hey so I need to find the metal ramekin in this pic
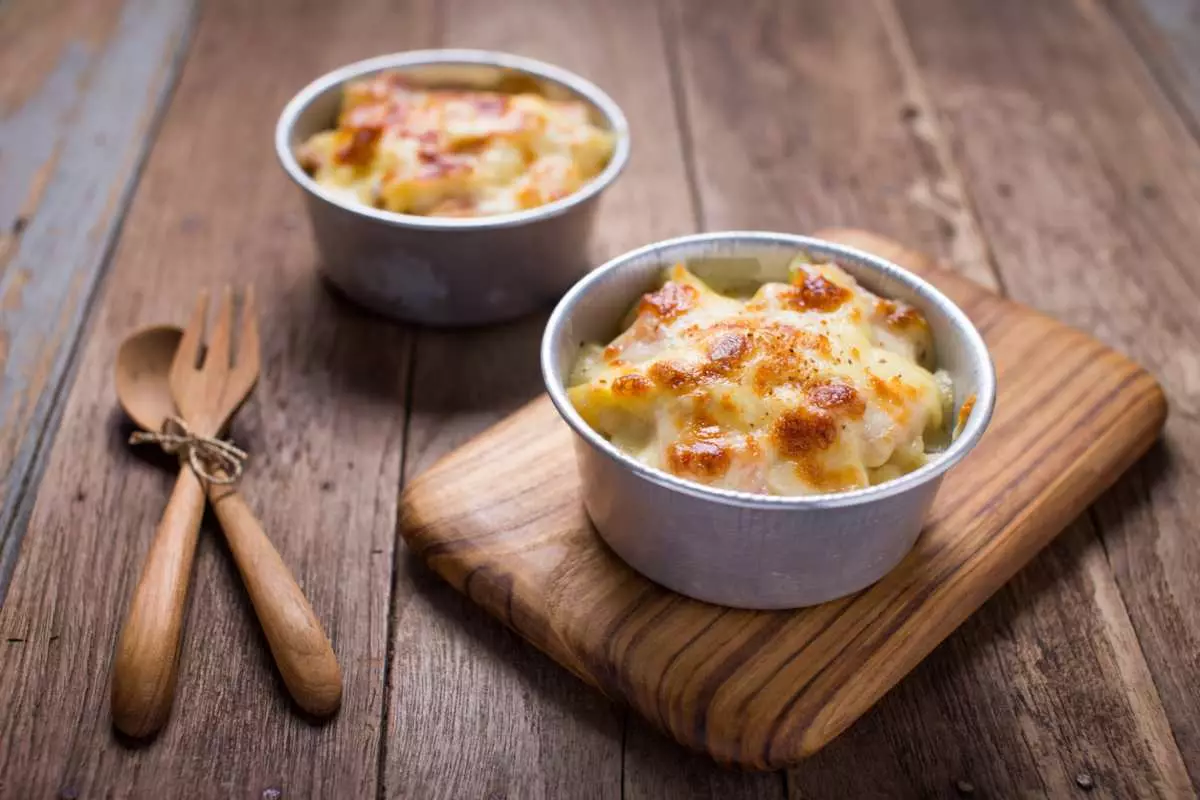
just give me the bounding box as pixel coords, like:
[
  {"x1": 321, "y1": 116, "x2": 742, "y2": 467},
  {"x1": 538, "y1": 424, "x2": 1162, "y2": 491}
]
[
  {"x1": 541, "y1": 232, "x2": 996, "y2": 609},
  {"x1": 275, "y1": 50, "x2": 631, "y2": 326}
]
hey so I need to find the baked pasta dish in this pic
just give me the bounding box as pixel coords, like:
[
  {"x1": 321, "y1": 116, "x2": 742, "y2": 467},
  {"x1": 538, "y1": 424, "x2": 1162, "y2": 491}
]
[
  {"x1": 295, "y1": 71, "x2": 615, "y2": 217},
  {"x1": 568, "y1": 255, "x2": 957, "y2": 496}
]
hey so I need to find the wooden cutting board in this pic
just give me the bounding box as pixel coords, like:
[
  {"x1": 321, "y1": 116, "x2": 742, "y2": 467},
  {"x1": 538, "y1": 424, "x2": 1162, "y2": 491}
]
[{"x1": 399, "y1": 229, "x2": 1166, "y2": 770}]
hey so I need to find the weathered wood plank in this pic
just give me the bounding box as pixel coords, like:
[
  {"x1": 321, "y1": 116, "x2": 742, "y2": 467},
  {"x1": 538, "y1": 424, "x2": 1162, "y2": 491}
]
[
  {"x1": 382, "y1": 0, "x2": 767, "y2": 797},
  {"x1": 1106, "y1": 0, "x2": 1200, "y2": 134},
  {"x1": 0, "y1": 0, "x2": 436, "y2": 796},
  {"x1": 0, "y1": 0, "x2": 194, "y2": 600},
  {"x1": 880, "y1": 0, "x2": 1200, "y2": 792},
  {"x1": 663, "y1": 0, "x2": 993, "y2": 286},
  {"x1": 2, "y1": 0, "x2": 1194, "y2": 795},
  {"x1": 624, "y1": 724, "x2": 787, "y2": 800},
  {"x1": 669, "y1": 0, "x2": 1191, "y2": 795},
  {"x1": 789, "y1": 521, "x2": 1188, "y2": 798}
]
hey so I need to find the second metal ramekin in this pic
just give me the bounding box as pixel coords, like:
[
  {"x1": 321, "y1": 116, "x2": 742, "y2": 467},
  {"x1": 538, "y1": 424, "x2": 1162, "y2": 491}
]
[
  {"x1": 542, "y1": 232, "x2": 996, "y2": 609},
  {"x1": 275, "y1": 50, "x2": 631, "y2": 326}
]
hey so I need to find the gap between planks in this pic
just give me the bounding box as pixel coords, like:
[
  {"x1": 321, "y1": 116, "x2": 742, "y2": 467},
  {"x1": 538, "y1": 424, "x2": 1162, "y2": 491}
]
[
  {"x1": 1103, "y1": 0, "x2": 1200, "y2": 143},
  {"x1": 375, "y1": 332, "x2": 420, "y2": 800},
  {"x1": 0, "y1": 0, "x2": 197, "y2": 602},
  {"x1": 884, "y1": 0, "x2": 1198, "y2": 791},
  {"x1": 882, "y1": 1, "x2": 1188, "y2": 787}
]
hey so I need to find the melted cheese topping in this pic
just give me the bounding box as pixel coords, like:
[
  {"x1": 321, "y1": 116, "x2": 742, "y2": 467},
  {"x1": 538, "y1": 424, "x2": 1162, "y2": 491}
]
[
  {"x1": 568, "y1": 256, "x2": 955, "y2": 496},
  {"x1": 296, "y1": 72, "x2": 615, "y2": 217}
]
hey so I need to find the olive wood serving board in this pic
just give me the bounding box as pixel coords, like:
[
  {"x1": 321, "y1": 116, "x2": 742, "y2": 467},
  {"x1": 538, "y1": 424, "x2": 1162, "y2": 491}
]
[{"x1": 399, "y1": 229, "x2": 1166, "y2": 770}]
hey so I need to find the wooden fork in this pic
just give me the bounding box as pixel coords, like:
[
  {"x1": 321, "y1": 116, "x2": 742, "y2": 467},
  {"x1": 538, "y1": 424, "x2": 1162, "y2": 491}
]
[{"x1": 112, "y1": 287, "x2": 341, "y2": 738}]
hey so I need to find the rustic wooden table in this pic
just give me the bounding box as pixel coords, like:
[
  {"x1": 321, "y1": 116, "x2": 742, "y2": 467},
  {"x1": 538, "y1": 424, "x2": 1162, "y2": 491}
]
[{"x1": 1, "y1": 0, "x2": 1198, "y2": 797}]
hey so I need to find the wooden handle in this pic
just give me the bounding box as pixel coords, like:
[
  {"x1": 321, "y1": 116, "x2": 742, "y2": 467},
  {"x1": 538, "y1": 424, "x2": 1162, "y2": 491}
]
[
  {"x1": 112, "y1": 466, "x2": 205, "y2": 738},
  {"x1": 208, "y1": 486, "x2": 342, "y2": 716}
]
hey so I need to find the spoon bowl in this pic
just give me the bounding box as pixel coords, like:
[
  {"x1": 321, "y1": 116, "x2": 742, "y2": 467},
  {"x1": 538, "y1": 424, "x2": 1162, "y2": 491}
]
[{"x1": 115, "y1": 325, "x2": 183, "y2": 433}]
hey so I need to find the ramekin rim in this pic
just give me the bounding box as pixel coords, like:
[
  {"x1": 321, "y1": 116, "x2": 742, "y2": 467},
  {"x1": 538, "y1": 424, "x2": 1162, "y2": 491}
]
[
  {"x1": 540, "y1": 231, "x2": 997, "y2": 511},
  {"x1": 274, "y1": 48, "x2": 631, "y2": 231}
]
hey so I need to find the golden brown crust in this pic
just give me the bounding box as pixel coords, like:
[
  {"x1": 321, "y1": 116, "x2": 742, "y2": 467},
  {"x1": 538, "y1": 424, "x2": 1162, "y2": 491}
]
[
  {"x1": 771, "y1": 407, "x2": 839, "y2": 457},
  {"x1": 612, "y1": 373, "x2": 653, "y2": 397},
  {"x1": 706, "y1": 331, "x2": 752, "y2": 371},
  {"x1": 568, "y1": 261, "x2": 949, "y2": 496},
  {"x1": 648, "y1": 361, "x2": 700, "y2": 393},
  {"x1": 643, "y1": 327, "x2": 754, "y2": 394},
  {"x1": 667, "y1": 438, "x2": 731, "y2": 479},
  {"x1": 877, "y1": 298, "x2": 929, "y2": 333},
  {"x1": 782, "y1": 273, "x2": 852, "y2": 312},
  {"x1": 795, "y1": 458, "x2": 862, "y2": 492},
  {"x1": 748, "y1": 324, "x2": 830, "y2": 396},
  {"x1": 869, "y1": 372, "x2": 920, "y2": 408},
  {"x1": 666, "y1": 413, "x2": 732, "y2": 479},
  {"x1": 638, "y1": 280, "x2": 699, "y2": 322},
  {"x1": 958, "y1": 394, "x2": 976, "y2": 425},
  {"x1": 808, "y1": 381, "x2": 866, "y2": 418},
  {"x1": 334, "y1": 128, "x2": 380, "y2": 166},
  {"x1": 955, "y1": 393, "x2": 977, "y2": 437},
  {"x1": 301, "y1": 72, "x2": 614, "y2": 217}
]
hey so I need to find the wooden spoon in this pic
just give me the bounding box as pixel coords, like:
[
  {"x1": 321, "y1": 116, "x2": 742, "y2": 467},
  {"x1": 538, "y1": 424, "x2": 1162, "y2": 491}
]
[{"x1": 112, "y1": 293, "x2": 341, "y2": 738}]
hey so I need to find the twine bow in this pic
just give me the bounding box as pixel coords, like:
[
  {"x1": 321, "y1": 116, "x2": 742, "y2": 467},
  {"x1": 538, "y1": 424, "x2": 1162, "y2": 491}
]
[{"x1": 130, "y1": 416, "x2": 248, "y2": 485}]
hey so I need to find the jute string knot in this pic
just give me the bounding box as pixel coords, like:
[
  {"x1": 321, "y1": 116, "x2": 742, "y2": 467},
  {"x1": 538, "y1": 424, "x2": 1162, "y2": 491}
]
[{"x1": 129, "y1": 416, "x2": 247, "y2": 485}]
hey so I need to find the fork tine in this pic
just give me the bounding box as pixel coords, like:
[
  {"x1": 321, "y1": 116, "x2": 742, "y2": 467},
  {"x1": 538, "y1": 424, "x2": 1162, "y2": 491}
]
[
  {"x1": 171, "y1": 290, "x2": 209, "y2": 382},
  {"x1": 206, "y1": 285, "x2": 235, "y2": 370},
  {"x1": 234, "y1": 285, "x2": 261, "y2": 379}
]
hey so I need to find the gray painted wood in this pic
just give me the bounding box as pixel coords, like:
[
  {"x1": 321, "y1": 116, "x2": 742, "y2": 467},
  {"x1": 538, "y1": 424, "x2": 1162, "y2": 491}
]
[
  {"x1": 0, "y1": 0, "x2": 414, "y2": 794},
  {"x1": 0, "y1": 0, "x2": 195, "y2": 600}
]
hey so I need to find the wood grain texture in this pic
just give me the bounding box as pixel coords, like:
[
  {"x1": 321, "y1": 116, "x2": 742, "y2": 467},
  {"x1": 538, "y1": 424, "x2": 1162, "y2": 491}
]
[
  {"x1": 208, "y1": 485, "x2": 342, "y2": 719},
  {"x1": 380, "y1": 1, "x2": 750, "y2": 798},
  {"x1": 663, "y1": 1, "x2": 1190, "y2": 792},
  {"x1": 400, "y1": 230, "x2": 1168, "y2": 771},
  {"x1": 787, "y1": 515, "x2": 1191, "y2": 798},
  {"x1": 0, "y1": 0, "x2": 194, "y2": 600},
  {"x1": 668, "y1": 0, "x2": 1195, "y2": 792},
  {"x1": 2, "y1": 0, "x2": 1197, "y2": 795},
  {"x1": 664, "y1": 0, "x2": 994, "y2": 286},
  {"x1": 890, "y1": 0, "x2": 1200, "y2": 790},
  {"x1": 1107, "y1": 0, "x2": 1200, "y2": 134},
  {"x1": 0, "y1": 0, "x2": 433, "y2": 796},
  {"x1": 625, "y1": 723, "x2": 787, "y2": 800},
  {"x1": 110, "y1": 466, "x2": 206, "y2": 738}
]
